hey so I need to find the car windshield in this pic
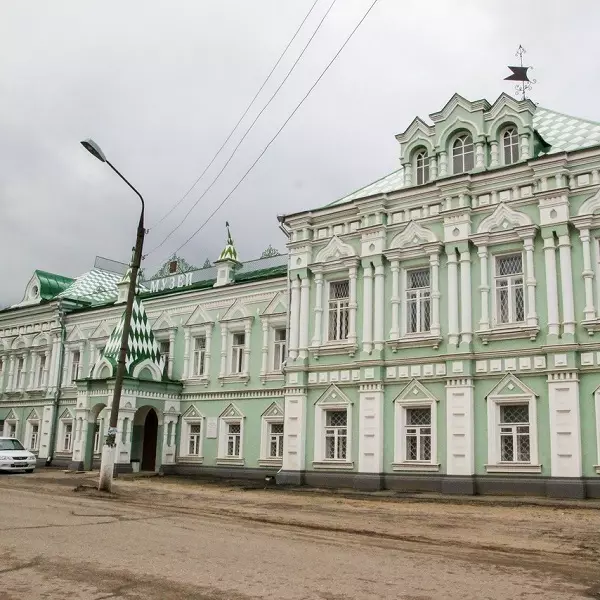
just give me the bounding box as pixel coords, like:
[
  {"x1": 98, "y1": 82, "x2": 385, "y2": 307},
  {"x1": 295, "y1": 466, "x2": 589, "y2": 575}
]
[{"x1": 0, "y1": 439, "x2": 25, "y2": 451}]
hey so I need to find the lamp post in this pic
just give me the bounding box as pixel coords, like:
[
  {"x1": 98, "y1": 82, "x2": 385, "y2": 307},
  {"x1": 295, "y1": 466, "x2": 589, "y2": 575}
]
[{"x1": 81, "y1": 139, "x2": 145, "y2": 492}]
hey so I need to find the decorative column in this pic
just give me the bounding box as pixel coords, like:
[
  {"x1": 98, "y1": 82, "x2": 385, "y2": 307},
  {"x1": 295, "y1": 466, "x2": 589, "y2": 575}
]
[
  {"x1": 558, "y1": 232, "x2": 576, "y2": 336},
  {"x1": 543, "y1": 235, "x2": 560, "y2": 337},
  {"x1": 523, "y1": 236, "x2": 538, "y2": 327},
  {"x1": 373, "y1": 263, "x2": 385, "y2": 351},
  {"x1": 77, "y1": 342, "x2": 84, "y2": 379},
  {"x1": 205, "y1": 327, "x2": 213, "y2": 376},
  {"x1": 243, "y1": 321, "x2": 252, "y2": 376},
  {"x1": 299, "y1": 276, "x2": 310, "y2": 359},
  {"x1": 219, "y1": 326, "x2": 227, "y2": 377},
  {"x1": 348, "y1": 265, "x2": 358, "y2": 347},
  {"x1": 19, "y1": 352, "x2": 29, "y2": 392},
  {"x1": 447, "y1": 250, "x2": 459, "y2": 347},
  {"x1": 312, "y1": 273, "x2": 324, "y2": 347},
  {"x1": 474, "y1": 142, "x2": 485, "y2": 169},
  {"x1": 42, "y1": 348, "x2": 50, "y2": 388},
  {"x1": 459, "y1": 249, "x2": 472, "y2": 346},
  {"x1": 48, "y1": 335, "x2": 60, "y2": 391},
  {"x1": 88, "y1": 344, "x2": 96, "y2": 376},
  {"x1": 260, "y1": 321, "x2": 269, "y2": 376},
  {"x1": 429, "y1": 155, "x2": 438, "y2": 180},
  {"x1": 389, "y1": 260, "x2": 400, "y2": 339},
  {"x1": 289, "y1": 276, "x2": 301, "y2": 360},
  {"x1": 429, "y1": 252, "x2": 441, "y2": 337},
  {"x1": 183, "y1": 330, "x2": 191, "y2": 378},
  {"x1": 403, "y1": 162, "x2": 413, "y2": 187},
  {"x1": 168, "y1": 330, "x2": 176, "y2": 378},
  {"x1": 579, "y1": 228, "x2": 596, "y2": 321},
  {"x1": 477, "y1": 246, "x2": 490, "y2": 330},
  {"x1": 520, "y1": 133, "x2": 531, "y2": 160},
  {"x1": 489, "y1": 141, "x2": 499, "y2": 168},
  {"x1": 362, "y1": 262, "x2": 373, "y2": 353},
  {"x1": 6, "y1": 355, "x2": 15, "y2": 391},
  {"x1": 438, "y1": 151, "x2": 448, "y2": 177},
  {"x1": 27, "y1": 352, "x2": 38, "y2": 390}
]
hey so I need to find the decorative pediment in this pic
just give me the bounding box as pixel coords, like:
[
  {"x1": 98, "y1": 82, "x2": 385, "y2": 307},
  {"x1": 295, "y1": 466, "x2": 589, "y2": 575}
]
[
  {"x1": 59, "y1": 408, "x2": 73, "y2": 420},
  {"x1": 152, "y1": 310, "x2": 176, "y2": 331},
  {"x1": 389, "y1": 221, "x2": 437, "y2": 249},
  {"x1": 66, "y1": 325, "x2": 85, "y2": 343},
  {"x1": 262, "y1": 402, "x2": 284, "y2": 418},
  {"x1": 27, "y1": 409, "x2": 40, "y2": 421},
  {"x1": 182, "y1": 405, "x2": 203, "y2": 420},
  {"x1": 429, "y1": 93, "x2": 486, "y2": 123},
  {"x1": 220, "y1": 299, "x2": 250, "y2": 321},
  {"x1": 11, "y1": 335, "x2": 30, "y2": 350},
  {"x1": 220, "y1": 403, "x2": 243, "y2": 418},
  {"x1": 315, "y1": 384, "x2": 351, "y2": 406},
  {"x1": 185, "y1": 304, "x2": 212, "y2": 327},
  {"x1": 261, "y1": 292, "x2": 288, "y2": 317},
  {"x1": 89, "y1": 321, "x2": 112, "y2": 340},
  {"x1": 314, "y1": 236, "x2": 356, "y2": 263},
  {"x1": 578, "y1": 188, "x2": 600, "y2": 216},
  {"x1": 31, "y1": 332, "x2": 51, "y2": 347},
  {"x1": 477, "y1": 203, "x2": 532, "y2": 234},
  {"x1": 5, "y1": 409, "x2": 18, "y2": 421},
  {"x1": 394, "y1": 379, "x2": 438, "y2": 403},
  {"x1": 486, "y1": 374, "x2": 538, "y2": 399}
]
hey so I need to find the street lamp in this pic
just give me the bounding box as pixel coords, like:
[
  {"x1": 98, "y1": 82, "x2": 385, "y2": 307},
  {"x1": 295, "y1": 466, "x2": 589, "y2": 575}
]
[{"x1": 81, "y1": 138, "x2": 145, "y2": 493}]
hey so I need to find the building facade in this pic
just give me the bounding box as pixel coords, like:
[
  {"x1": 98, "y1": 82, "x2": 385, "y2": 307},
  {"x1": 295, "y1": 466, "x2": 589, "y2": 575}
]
[{"x1": 2, "y1": 92, "x2": 600, "y2": 497}]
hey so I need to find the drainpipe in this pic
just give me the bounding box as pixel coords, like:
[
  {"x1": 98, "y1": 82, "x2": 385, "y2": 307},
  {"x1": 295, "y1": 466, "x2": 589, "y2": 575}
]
[{"x1": 46, "y1": 300, "x2": 66, "y2": 466}]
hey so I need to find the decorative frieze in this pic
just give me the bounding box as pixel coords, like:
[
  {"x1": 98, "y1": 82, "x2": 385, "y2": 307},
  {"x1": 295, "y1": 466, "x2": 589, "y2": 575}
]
[{"x1": 475, "y1": 355, "x2": 547, "y2": 373}]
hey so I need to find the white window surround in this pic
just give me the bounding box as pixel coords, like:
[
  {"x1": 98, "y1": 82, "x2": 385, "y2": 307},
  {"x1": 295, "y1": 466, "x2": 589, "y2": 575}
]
[
  {"x1": 26, "y1": 420, "x2": 40, "y2": 452},
  {"x1": 3, "y1": 417, "x2": 18, "y2": 438},
  {"x1": 63, "y1": 343, "x2": 84, "y2": 387},
  {"x1": 492, "y1": 252, "x2": 525, "y2": 327},
  {"x1": 259, "y1": 315, "x2": 287, "y2": 383},
  {"x1": 471, "y1": 203, "x2": 539, "y2": 344},
  {"x1": 179, "y1": 406, "x2": 204, "y2": 463},
  {"x1": 501, "y1": 126, "x2": 519, "y2": 165},
  {"x1": 392, "y1": 380, "x2": 439, "y2": 472},
  {"x1": 184, "y1": 323, "x2": 213, "y2": 382},
  {"x1": 384, "y1": 221, "x2": 442, "y2": 349},
  {"x1": 485, "y1": 375, "x2": 541, "y2": 473},
  {"x1": 216, "y1": 404, "x2": 245, "y2": 466},
  {"x1": 259, "y1": 402, "x2": 285, "y2": 467},
  {"x1": 313, "y1": 385, "x2": 353, "y2": 470},
  {"x1": 309, "y1": 236, "x2": 358, "y2": 358},
  {"x1": 59, "y1": 419, "x2": 74, "y2": 453},
  {"x1": 218, "y1": 317, "x2": 253, "y2": 383},
  {"x1": 451, "y1": 132, "x2": 475, "y2": 174},
  {"x1": 414, "y1": 149, "x2": 430, "y2": 186}
]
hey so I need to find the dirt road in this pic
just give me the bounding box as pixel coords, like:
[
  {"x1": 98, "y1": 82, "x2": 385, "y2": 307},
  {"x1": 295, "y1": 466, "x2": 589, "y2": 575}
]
[{"x1": 0, "y1": 471, "x2": 599, "y2": 599}]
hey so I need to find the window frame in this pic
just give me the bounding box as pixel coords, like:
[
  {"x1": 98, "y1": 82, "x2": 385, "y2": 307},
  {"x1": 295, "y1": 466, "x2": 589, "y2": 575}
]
[
  {"x1": 326, "y1": 279, "x2": 350, "y2": 343},
  {"x1": 313, "y1": 391, "x2": 353, "y2": 470},
  {"x1": 492, "y1": 251, "x2": 526, "y2": 327},
  {"x1": 27, "y1": 420, "x2": 40, "y2": 452},
  {"x1": 35, "y1": 353, "x2": 47, "y2": 389},
  {"x1": 69, "y1": 350, "x2": 80, "y2": 385},
  {"x1": 272, "y1": 328, "x2": 287, "y2": 372},
  {"x1": 61, "y1": 420, "x2": 73, "y2": 452},
  {"x1": 451, "y1": 132, "x2": 475, "y2": 174},
  {"x1": 15, "y1": 356, "x2": 26, "y2": 390},
  {"x1": 324, "y1": 409, "x2": 348, "y2": 461},
  {"x1": 4, "y1": 419, "x2": 18, "y2": 439},
  {"x1": 217, "y1": 410, "x2": 245, "y2": 466},
  {"x1": 181, "y1": 416, "x2": 204, "y2": 461},
  {"x1": 403, "y1": 266, "x2": 432, "y2": 335},
  {"x1": 192, "y1": 335, "x2": 207, "y2": 378},
  {"x1": 502, "y1": 126, "x2": 519, "y2": 165},
  {"x1": 230, "y1": 331, "x2": 246, "y2": 375},
  {"x1": 414, "y1": 149, "x2": 430, "y2": 185},
  {"x1": 259, "y1": 413, "x2": 285, "y2": 467}
]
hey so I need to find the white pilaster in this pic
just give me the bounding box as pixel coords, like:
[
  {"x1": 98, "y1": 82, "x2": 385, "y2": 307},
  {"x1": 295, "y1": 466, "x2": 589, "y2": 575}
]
[
  {"x1": 447, "y1": 250, "x2": 459, "y2": 346},
  {"x1": 219, "y1": 326, "x2": 227, "y2": 377},
  {"x1": 390, "y1": 260, "x2": 400, "y2": 339},
  {"x1": 299, "y1": 276, "x2": 310, "y2": 359},
  {"x1": 77, "y1": 342, "x2": 85, "y2": 379},
  {"x1": 183, "y1": 330, "x2": 191, "y2": 378},
  {"x1": 438, "y1": 151, "x2": 448, "y2": 177},
  {"x1": 429, "y1": 252, "x2": 441, "y2": 337},
  {"x1": 348, "y1": 265, "x2": 358, "y2": 347},
  {"x1": 19, "y1": 352, "x2": 29, "y2": 392},
  {"x1": 362, "y1": 263, "x2": 373, "y2": 353},
  {"x1": 312, "y1": 273, "x2": 324, "y2": 347},
  {"x1": 27, "y1": 352, "x2": 38, "y2": 390},
  {"x1": 478, "y1": 245, "x2": 490, "y2": 330},
  {"x1": 205, "y1": 328, "x2": 213, "y2": 376},
  {"x1": 446, "y1": 378, "x2": 474, "y2": 475},
  {"x1": 358, "y1": 384, "x2": 384, "y2": 473},
  {"x1": 168, "y1": 330, "x2": 176, "y2": 378},
  {"x1": 523, "y1": 236, "x2": 538, "y2": 327},
  {"x1": 429, "y1": 155, "x2": 438, "y2": 180},
  {"x1": 403, "y1": 162, "x2": 412, "y2": 187},
  {"x1": 544, "y1": 236, "x2": 560, "y2": 337},
  {"x1": 520, "y1": 133, "x2": 531, "y2": 160},
  {"x1": 6, "y1": 355, "x2": 15, "y2": 391},
  {"x1": 260, "y1": 321, "x2": 269, "y2": 376},
  {"x1": 459, "y1": 249, "x2": 472, "y2": 345},
  {"x1": 579, "y1": 228, "x2": 596, "y2": 321},
  {"x1": 548, "y1": 373, "x2": 582, "y2": 477},
  {"x1": 282, "y1": 391, "x2": 307, "y2": 472},
  {"x1": 489, "y1": 141, "x2": 499, "y2": 167},
  {"x1": 474, "y1": 142, "x2": 485, "y2": 169},
  {"x1": 558, "y1": 233, "x2": 576, "y2": 336},
  {"x1": 373, "y1": 264, "x2": 385, "y2": 350},
  {"x1": 289, "y1": 277, "x2": 301, "y2": 359},
  {"x1": 243, "y1": 321, "x2": 252, "y2": 377}
]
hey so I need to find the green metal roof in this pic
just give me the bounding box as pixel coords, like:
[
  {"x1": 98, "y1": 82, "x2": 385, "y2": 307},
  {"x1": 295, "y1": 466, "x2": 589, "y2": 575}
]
[
  {"x1": 57, "y1": 268, "x2": 123, "y2": 305},
  {"x1": 35, "y1": 270, "x2": 74, "y2": 300}
]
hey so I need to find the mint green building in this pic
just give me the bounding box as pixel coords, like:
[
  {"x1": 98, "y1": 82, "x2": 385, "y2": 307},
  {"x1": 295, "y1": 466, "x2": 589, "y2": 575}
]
[{"x1": 2, "y1": 92, "x2": 600, "y2": 498}]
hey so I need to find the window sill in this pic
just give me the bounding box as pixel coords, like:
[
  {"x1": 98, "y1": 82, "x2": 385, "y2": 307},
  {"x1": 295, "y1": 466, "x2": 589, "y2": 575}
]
[
  {"x1": 310, "y1": 342, "x2": 357, "y2": 359},
  {"x1": 258, "y1": 458, "x2": 283, "y2": 467},
  {"x1": 27, "y1": 388, "x2": 47, "y2": 397},
  {"x1": 4, "y1": 391, "x2": 23, "y2": 398},
  {"x1": 477, "y1": 325, "x2": 539, "y2": 344},
  {"x1": 387, "y1": 335, "x2": 442, "y2": 351},
  {"x1": 185, "y1": 376, "x2": 210, "y2": 386},
  {"x1": 260, "y1": 372, "x2": 285, "y2": 384},
  {"x1": 391, "y1": 462, "x2": 440, "y2": 472},
  {"x1": 485, "y1": 463, "x2": 542, "y2": 474},
  {"x1": 312, "y1": 460, "x2": 354, "y2": 470},
  {"x1": 178, "y1": 456, "x2": 204, "y2": 464},
  {"x1": 218, "y1": 374, "x2": 250, "y2": 385},
  {"x1": 216, "y1": 457, "x2": 245, "y2": 467}
]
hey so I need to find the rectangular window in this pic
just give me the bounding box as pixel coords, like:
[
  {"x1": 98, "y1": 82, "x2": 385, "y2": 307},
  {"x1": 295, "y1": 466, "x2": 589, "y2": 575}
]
[
  {"x1": 328, "y1": 280, "x2": 350, "y2": 341},
  {"x1": 193, "y1": 336, "x2": 206, "y2": 377},
  {"x1": 7, "y1": 422, "x2": 16, "y2": 438},
  {"x1": 324, "y1": 410, "x2": 347, "y2": 460},
  {"x1": 231, "y1": 333, "x2": 245, "y2": 374},
  {"x1": 36, "y1": 354, "x2": 46, "y2": 388},
  {"x1": 159, "y1": 341, "x2": 170, "y2": 377},
  {"x1": 495, "y1": 254, "x2": 524, "y2": 325},
  {"x1": 405, "y1": 407, "x2": 432, "y2": 461},
  {"x1": 273, "y1": 329, "x2": 287, "y2": 371},
  {"x1": 93, "y1": 420, "x2": 103, "y2": 453},
  {"x1": 268, "y1": 422, "x2": 284, "y2": 458},
  {"x1": 63, "y1": 423, "x2": 73, "y2": 451},
  {"x1": 70, "y1": 351, "x2": 80, "y2": 384},
  {"x1": 406, "y1": 268, "x2": 431, "y2": 334},
  {"x1": 15, "y1": 357, "x2": 25, "y2": 389},
  {"x1": 499, "y1": 404, "x2": 530, "y2": 462},
  {"x1": 226, "y1": 422, "x2": 241, "y2": 457},
  {"x1": 188, "y1": 423, "x2": 202, "y2": 455},
  {"x1": 29, "y1": 423, "x2": 39, "y2": 450}
]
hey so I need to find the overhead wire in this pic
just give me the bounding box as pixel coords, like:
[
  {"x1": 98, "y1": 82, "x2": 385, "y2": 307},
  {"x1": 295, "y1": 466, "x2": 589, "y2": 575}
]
[
  {"x1": 164, "y1": 0, "x2": 381, "y2": 258},
  {"x1": 149, "y1": 0, "x2": 321, "y2": 230},
  {"x1": 146, "y1": 0, "x2": 338, "y2": 254}
]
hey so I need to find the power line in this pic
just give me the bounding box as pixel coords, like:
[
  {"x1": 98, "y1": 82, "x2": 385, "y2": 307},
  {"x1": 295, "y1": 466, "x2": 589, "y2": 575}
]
[
  {"x1": 165, "y1": 0, "x2": 380, "y2": 258},
  {"x1": 147, "y1": 0, "x2": 337, "y2": 253}
]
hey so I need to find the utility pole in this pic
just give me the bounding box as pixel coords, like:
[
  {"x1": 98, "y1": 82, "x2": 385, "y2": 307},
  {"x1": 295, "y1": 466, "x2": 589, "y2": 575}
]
[{"x1": 81, "y1": 139, "x2": 145, "y2": 492}]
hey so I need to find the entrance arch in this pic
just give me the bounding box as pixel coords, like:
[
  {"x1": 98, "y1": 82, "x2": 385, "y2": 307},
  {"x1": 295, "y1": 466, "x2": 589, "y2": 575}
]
[{"x1": 132, "y1": 406, "x2": 160, "y2": 472}]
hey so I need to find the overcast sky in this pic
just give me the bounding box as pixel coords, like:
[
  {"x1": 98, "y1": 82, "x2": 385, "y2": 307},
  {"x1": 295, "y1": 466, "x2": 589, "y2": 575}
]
[{"x1": 2, "y1": 0, "x2": 600, "y2": 306}]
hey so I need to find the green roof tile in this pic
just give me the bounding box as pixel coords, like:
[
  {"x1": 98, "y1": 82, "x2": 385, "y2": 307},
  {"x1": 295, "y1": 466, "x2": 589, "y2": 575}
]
[{"x1": 34, "y1": 270, "x2": 74, "y2": 300}]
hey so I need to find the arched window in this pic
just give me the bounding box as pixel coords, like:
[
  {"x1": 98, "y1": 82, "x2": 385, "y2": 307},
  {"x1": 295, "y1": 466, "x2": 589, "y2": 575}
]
[
  {"x1": 415, "y1": 150, "x2": 430, "y2": 185},
  {"x1": 502, "y1": 127, "x2": 519, "y2": 165},
  {"x1": 452, "y1": 133, "x2": 474, "y2": 174}
]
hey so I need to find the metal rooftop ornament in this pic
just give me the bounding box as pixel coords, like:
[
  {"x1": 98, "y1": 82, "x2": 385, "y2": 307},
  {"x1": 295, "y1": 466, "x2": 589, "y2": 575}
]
[{"x1": 505, "y1": 45, "x2": 536, "y2": 101}]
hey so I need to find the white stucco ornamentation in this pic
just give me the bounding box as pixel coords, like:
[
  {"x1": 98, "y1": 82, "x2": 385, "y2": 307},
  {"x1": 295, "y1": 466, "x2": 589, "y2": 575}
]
[
  {"x1": 389, "y1": 220, "x2": 437, "y2": 249},
  {"x1": 314, "y1": 236, "x2": 356, "y2": 263},
  {"x1": 476, "y1": 203, "x2": 532, "y2": 234}
]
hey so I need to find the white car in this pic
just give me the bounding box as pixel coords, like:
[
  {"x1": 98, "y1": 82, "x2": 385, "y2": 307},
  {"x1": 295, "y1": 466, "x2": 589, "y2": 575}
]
[{"x1": 0, "y1": 437, "x2": 37, "y2": 473}]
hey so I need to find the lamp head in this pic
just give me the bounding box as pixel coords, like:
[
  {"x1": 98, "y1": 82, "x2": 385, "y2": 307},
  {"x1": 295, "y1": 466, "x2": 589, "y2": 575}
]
[{"x1": 80, "y1": 138, "x2": 107, "y2": 163}]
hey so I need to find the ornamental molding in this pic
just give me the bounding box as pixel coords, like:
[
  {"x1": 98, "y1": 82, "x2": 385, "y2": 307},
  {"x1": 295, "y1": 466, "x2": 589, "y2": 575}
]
[
  {"x1": 262, "y1": 401, "x2": 284, "y2": 418},
  {"x1": 261, "y1": 291, "x2": 287, "y2": 318},
  {"x1": 394, "y1": 378, "x2": 438, "y2": 403},
  {"x1": 184, "y1": 304, "x2": 213, "y2": 328},
  {"x1": 219, "y1": 402, "x2": 243, "y2": 419},
  {"x1": 152, "y1": 310, "x2": 177, "y2": 332},
  {"x1": 388, "y1": 220, "x2": 438, "y2": 249},
  {"x1": 151, "y1": 254, "x2": 198, "y2": 279},
  {"x1": 485, "y1": 373, "x2": 538, "y2": 400},
  {"x1": 182, "y1": 404, "x2": 204, "y2": 420},
  {"x1": 476, "y1": 202, "x2": 532, "y2": 234},
  {"x1": 220, "y1": 299, "x2": 251, "y2": 322},
  {"x1": 314, "y1": 236, "x2": 356, "y2": 263},
  {"x1": 578, "y1": 187, "x2": 600, "y2": 216},
  {"x1": 314, "y1": 383, "x2": 352, "y2": 406}
]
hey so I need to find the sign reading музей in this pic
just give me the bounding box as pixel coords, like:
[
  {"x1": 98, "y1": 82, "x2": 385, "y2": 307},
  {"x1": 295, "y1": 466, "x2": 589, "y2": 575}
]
[{"x1": 142, "y1": 271, "x2": 195, "y2": 294}]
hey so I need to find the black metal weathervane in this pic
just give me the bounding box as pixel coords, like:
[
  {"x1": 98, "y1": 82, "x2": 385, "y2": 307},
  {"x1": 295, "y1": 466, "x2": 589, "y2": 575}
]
[{"x1": 505, "y1": 45, "x2": 536, "y2": 100}]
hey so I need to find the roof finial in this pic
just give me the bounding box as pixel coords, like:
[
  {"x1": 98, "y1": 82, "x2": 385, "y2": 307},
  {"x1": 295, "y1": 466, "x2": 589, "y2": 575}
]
[
  {"x1": 505, "y1": 45, "x2": 536, "y2": 101},
  {"x1": 217, "y1": 221, "x2": 239, "y2": 263}
]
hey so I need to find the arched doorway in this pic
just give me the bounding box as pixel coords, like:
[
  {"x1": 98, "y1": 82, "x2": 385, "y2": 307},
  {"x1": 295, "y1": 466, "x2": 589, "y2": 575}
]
[{"x1": 141, "y1": 409, "x2": 158, "y2": 471}]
